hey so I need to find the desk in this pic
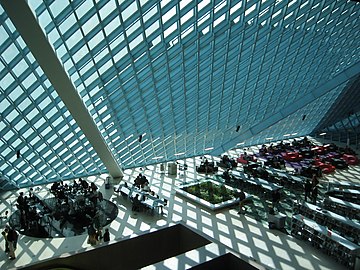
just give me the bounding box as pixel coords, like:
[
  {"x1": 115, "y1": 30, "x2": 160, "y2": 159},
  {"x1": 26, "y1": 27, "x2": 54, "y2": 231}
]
[
  {"x1": 265, "y1": 168, "x2": 306, "y2": 187},
  {"x1": 142, "y1": 196, "x2": 166, "y2": 214},
  {"x1": 232, "y1": 170, "x2": 283, "y2": 191},
  {"x1": 114, "y1": 183, "x2": 166, "y2": 214}
]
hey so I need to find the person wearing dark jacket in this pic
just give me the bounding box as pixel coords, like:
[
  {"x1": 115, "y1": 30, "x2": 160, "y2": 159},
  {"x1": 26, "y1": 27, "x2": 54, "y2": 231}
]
[
  {"x1": 304, "y1": 180, "x2": 312, "y2": 202},
  {"x1": 312, "y1": 185, "x2": 318, "y2": 204},
  {"x1": 103, "y1": 228, "x2": 110, "y2": 242},
  {"x1": 6, "y1": 226, "x2": 18, "y2": 260}
]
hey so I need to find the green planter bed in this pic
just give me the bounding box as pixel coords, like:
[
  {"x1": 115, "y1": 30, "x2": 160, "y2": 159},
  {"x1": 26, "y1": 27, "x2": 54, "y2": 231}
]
[{"x1": 176, "y1": 179, "x2": 240, "y2": 211}]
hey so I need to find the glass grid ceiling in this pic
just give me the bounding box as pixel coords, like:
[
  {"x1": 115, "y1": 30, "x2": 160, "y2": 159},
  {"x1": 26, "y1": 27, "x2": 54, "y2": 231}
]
[
  {"x1": 243, "y1": 81, "x2": 349, "y2": 147},
  {"x1": 1, "y1": 0, "x2": 359, "y2": 188},
  {"x1": 0, "y1": 5, "x2": 107, "y2": 189},
  {"x1": 324, "y1": 112, "x2": 360, "y2": 134},
  {"x1": 25, "y1": 0, "x2": 360, "y2": 168}
]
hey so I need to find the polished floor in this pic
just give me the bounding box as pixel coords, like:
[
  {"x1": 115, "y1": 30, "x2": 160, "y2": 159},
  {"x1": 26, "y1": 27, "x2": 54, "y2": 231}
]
[{"x1": 1, "y1": 139, "x2": 359, "y2": 270}]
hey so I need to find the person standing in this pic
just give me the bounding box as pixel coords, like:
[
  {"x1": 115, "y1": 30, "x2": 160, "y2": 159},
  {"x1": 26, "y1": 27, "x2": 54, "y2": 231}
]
[
  {"x1": 312, "y1": 185, "x2": 318, "y2": 205},
  {"x1": 1, "y1": 227, "x2": 9, "y2": 253},
  {"x1": 272, "y1": 189, "x2": 281, "y2": 211},
  {"x1": 304, "y1": 180, "x2": 312, "y2": 202},
  {"x1": 311, "y1": 174, "x2": 319, "y2": 188},
  {"x1": 237, "y1": 190, "x2": 247, "y2": 214},
  {"x1": 103, "y1": 228, "x2": 110, "y2": 242},
  {"x1": 6, "y1": 225, "x2": 18, "y2": 260}
]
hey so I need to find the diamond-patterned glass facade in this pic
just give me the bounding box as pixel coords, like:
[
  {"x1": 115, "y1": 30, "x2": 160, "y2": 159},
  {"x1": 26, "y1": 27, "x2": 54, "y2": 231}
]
[
  {"x1": 0, "y1": 4, "x2": 107, "y2": 190},
  {"x1": 0, "y1": 0, "x2": 359, "y2": 189}
]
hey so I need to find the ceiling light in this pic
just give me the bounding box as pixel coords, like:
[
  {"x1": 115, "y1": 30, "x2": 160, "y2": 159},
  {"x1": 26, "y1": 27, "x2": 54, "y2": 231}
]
[{"x1": 152, "y1": 156, "x2": 163, "y2": 160}]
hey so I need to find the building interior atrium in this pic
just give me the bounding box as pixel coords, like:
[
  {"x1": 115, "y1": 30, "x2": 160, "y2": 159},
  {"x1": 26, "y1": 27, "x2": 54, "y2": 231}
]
[{"x1": 0, "y1": 0, "x2": 360, "y2": 269}]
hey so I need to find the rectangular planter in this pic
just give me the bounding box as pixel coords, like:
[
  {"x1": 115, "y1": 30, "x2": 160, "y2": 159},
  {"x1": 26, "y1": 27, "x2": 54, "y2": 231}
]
[{"x1": 175, "y1": 179, "x2": 240, "y2": 211}]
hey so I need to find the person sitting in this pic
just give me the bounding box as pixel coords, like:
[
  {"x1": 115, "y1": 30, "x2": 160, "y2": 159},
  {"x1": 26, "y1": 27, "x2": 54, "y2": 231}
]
[
  {"x1": 142, "y1": 182, "x2": 151, "y2": 192},
  {"x1": 203, "y1": 158, "x2": 209, "y2": 167},
  {"x1": 243, "y1": 152, "x2": 250, "y2": 161},
  {"x1": 222, "y1": 155, "x2": 232, "y2": 168},
  {"x1": 132, "y1": 194, "x2": 142, "y2": 212},
  {"x1": 222, "y1": 169, "x2": 231, "y2": 182}
]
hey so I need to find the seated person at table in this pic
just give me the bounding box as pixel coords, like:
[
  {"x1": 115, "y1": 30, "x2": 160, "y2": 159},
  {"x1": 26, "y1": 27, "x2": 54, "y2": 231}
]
[
  {"x1": 242, "y1": 152, "x2": 250, "y2": 161},
  {"x1": 222, "y1": 169, "x2": 231, "y2": 182},
  {"x1": 132, "y1": 194, "x2": 142, "y2": 212},
  {"x1": 203, "y1": 158, "x2": 209, "y2": 167},
  {"x1": 255, "y1": 165, "x2": 269, "y2": 179},
  {"x1": 222, "y1": 155, "x2": 232, "y2": 168},
  {"x1": 142, "y1": 182, "x2": 151, "y2": 192}
]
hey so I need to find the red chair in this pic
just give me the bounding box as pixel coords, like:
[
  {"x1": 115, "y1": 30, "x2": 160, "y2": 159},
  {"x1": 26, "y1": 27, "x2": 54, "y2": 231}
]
[
  {"x1": 314, "y1": 160, "x2": 336, "y2": 174},
  {"x1": 237, "y1": 154, "x2": 257, "y2": 164},
  {"x1": 342, "y1": 154, "x2": 359, "y2": 165},
  {"x1": 281, "y1": 152, "x2": 302, "y2": 162}
]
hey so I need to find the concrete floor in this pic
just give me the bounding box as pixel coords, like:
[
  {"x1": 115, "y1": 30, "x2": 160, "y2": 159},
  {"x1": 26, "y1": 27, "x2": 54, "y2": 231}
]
[{"x1": 1, "y1": 140, "x2": 359, "y2": 270}]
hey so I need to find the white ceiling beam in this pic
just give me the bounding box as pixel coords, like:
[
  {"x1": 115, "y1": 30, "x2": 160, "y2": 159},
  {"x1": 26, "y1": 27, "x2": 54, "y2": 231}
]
[{"x1": 1, "y1": 0, "x2": 123, "y2": 178}]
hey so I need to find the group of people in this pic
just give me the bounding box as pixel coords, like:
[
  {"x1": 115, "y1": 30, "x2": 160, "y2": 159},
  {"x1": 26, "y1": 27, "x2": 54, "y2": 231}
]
[
  {"x1": 87, "y1": 224, "x2": 110, "y2": 246},
  {"x1": 133, "y1": 173, "x2": 149, "y2": 189},
  {"x1": 16, "y1": 190, "x2": 47, "y2": 232},
  {"x1": 50, "y1": 178, "x2": 105, "y2": 229},
  {"x1": 220, "y1": 155, "x2": 237, "y2": 169},
  {"x1": 50, "y1": 179, "x2": 103, "y2": 204},
  {"x1": 197, "y1": 157, "x2": 218, "y2": 173},
  {"x1": 130, "y1": 174, "x2": 162, "y2": 212},
  {"x1": 304, "y1": 174, "x2": 319, "y2": 204},
  {"x1": 2, "y1": 224, "x2": 18, "y2": 260}
]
